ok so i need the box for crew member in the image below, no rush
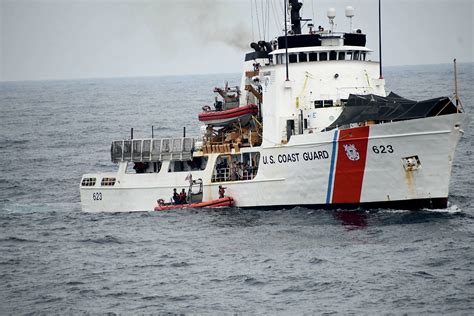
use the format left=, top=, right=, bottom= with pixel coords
left=133, top=162, right=148, bottom=173
left=172, top=188, right=180, bottom=204
left=231, top=160, right=239, bottom=180
left=179, top=189, right=187, bottom=204
left=218, top=185, right=226, bottom=199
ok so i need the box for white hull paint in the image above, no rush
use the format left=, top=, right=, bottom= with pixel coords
left=80, top=113, right=466, bottom=213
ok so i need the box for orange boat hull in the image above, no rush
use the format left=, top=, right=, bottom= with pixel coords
left=198, top=104, right=258, bottom=126
left=154, top=197, right=234, bottom=211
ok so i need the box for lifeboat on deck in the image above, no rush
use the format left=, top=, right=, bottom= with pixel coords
left=154, top=197, right=234, bottom=211
left=198, top=104, right=258, bottom=126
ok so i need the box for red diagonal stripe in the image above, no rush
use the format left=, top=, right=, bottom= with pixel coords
left=332, top=126, right=370, bottom=204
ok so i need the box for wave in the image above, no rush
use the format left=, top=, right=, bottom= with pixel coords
left=141, top=295, right=167, bottom=301
left=308, top=257, right=326, bottom=264
left=104, top=291, right=140, bottom=298
left=78, top=235, right=123, bottom=244
left=0, top=258, right=21, bottom=265
left=65, top=281, right=85, bottom=286
left=243, top=277, right=265, bottom=286
left=0, top=139, right=29, bottom=147
left=0, top=236, right=38, bottom=243
left=411, top=271, right=436, bottom=279
left=170, top=261, right=190, bottom=268
left=168, top=294, right=199, bottom=301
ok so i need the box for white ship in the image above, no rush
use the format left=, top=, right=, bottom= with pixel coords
left=80, top=1, right=467, bottom=212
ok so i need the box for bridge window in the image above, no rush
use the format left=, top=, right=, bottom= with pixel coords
left=275, top=50, right=363, bottom=64
left=275, top=54, right=282, bottom=64
left=289, top=53, right=297, bottom=63
left=298, top=52, right=308, bottom=62
left=353, top=51, right=360, bottom=60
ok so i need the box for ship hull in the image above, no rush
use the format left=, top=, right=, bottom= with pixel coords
left=240, top=198, right=448, bottom=210
left=80, top=113, right=466, bottom=212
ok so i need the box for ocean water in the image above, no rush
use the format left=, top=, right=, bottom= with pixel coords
left=0, top=63, right=473, bottom=314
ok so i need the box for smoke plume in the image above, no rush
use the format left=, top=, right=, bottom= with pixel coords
left=138, top=0, right=252, bottom=53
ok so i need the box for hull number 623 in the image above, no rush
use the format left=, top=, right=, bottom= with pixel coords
left=372, top=145, right=394, bottom=154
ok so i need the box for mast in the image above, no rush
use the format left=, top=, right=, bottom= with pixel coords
left=289, top=0, right=303, bottom=35
left=453, top=58, right=464, bottom=112
left=454, top=58, right=459, bottom=107
left=378, top=0, right=383, bottom=79
left=283, top=0, right=303, bottom=81
left=284, top=0, right=289, bottom=81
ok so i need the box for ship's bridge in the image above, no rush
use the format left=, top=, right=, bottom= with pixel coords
left=270, top=46, right=373, bottom=64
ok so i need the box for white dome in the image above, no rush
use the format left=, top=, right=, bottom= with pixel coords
left=345, top=6, right=355, bottom=18
left=327, top=8, right=336, bottom=19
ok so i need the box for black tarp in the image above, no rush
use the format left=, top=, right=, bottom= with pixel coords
left=327, top=92, right=458, bottom=129
left=343, top=33, right=367, bottom=47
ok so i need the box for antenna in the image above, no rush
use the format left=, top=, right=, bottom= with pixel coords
left=327, top=8, right=336, bottom=32
left=284, top=0, right=289, bottom=81
left=345, top=6, right=354, bottom=32
left=453, top=58, right=464, bottom=113
left=454, top=58, right=459, bottom=108
left=453, top=58, right=464, bottom=112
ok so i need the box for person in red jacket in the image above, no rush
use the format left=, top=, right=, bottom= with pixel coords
left=179, top=189, right=187, bottom=204
left=218, top=185, right=226, bottom=198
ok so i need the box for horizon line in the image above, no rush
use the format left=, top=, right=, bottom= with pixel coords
left=1, top=61, right=472, bottom=83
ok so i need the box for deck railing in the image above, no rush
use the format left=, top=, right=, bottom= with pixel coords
left=211, top=167, right=258, bottom=182
left=111, top=137, right=195, bottom=163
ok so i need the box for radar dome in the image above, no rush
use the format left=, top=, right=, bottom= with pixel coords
left=345, top=6, right=355, bottom=18
left=327, top=8, right=336, bottom=19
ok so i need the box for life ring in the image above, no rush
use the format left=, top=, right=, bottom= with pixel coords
left=157, top=198, right=165, bottom=205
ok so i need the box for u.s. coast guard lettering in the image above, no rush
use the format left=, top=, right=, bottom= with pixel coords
left=262, top=150, right=329, bottom=165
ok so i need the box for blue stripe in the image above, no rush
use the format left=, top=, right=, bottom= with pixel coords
left=326, top=130, right=339, bottom=204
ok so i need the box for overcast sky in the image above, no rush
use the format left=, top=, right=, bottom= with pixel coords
left=1, top=0, right=473, bottom=81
